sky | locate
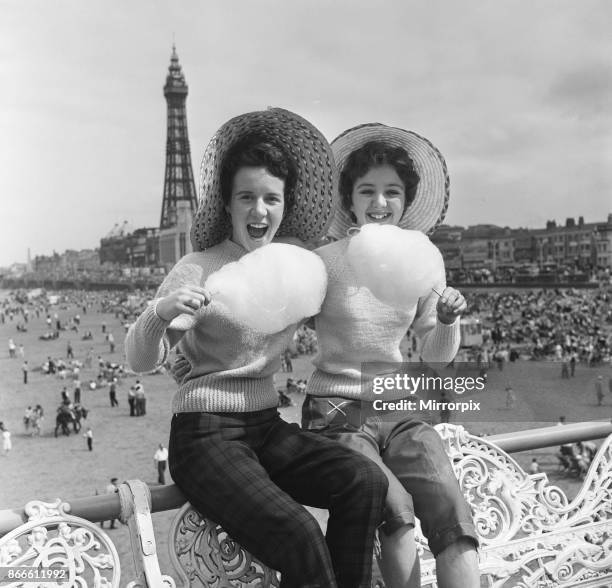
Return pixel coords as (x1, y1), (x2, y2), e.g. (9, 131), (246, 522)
(1, 0), (610, 267)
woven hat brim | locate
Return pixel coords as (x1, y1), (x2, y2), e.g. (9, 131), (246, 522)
(190, 108), (337, 251)
(327, 123), (450, 240)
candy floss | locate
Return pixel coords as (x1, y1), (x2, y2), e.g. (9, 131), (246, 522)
(346, 224), (445, 309)
(204, 243), (327, 334)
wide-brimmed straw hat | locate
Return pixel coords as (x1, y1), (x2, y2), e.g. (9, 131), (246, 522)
(191, 107), (337, 251)
(327, 123), (450, 239)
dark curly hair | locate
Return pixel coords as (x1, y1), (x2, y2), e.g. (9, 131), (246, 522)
(220, 139), (297, 211)
(339, 141), (420, 216)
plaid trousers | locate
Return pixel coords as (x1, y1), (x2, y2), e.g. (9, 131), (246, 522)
(169, 408), (387, 588)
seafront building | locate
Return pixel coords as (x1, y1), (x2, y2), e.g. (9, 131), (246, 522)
(431, 213), (612, 279)
(5, 213), (608, 288)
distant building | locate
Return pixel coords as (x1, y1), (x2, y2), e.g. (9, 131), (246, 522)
(594, 214), (612, 269)
(431, 214), (612, 272)
(511, 229), (535, 265)
(99, 222), (133, 266)
(31, 249), (101, 283)
(62, 249), (100, 273)
(460, 238), (490, 269)
(533, 216), (599, 270)
(128, 227), (160, 267)
(429, 225), (463, 269)
(33, 252), (62, 275)
(434, 224), (514, 270)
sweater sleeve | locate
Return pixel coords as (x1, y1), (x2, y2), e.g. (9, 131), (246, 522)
(124, 301), (175, 373)
(124, 255), (204, 373)
(411, 281), (461, 365)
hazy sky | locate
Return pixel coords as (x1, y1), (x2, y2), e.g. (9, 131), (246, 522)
(1, 0), (610, 266)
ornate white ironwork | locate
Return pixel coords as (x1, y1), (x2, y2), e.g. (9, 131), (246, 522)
(169, 503), (280, 587)
(121, 480), (176, 588)
(479, 520), (612, 587)
(0, 499), (120, 587)
(23, 498), (72, 520)
(414, 424), (612, 588)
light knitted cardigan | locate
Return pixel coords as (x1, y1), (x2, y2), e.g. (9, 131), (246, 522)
(307, 237), (460, 402)
(124, 239), (297, 413)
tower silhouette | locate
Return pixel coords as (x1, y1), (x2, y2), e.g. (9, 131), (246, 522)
(159, 45), (198, 230)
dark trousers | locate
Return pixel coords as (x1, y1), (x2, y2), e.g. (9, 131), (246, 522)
(110, 391), (118, 407)
(23, 372), (28, 384)
(134, 398), (146, 416)
(74, 389), (81, 404)
(169, 409), (386, 588)
(87, 437), (93, 451)
(128, 397), (135, 416)
(157, 460), (166, 484)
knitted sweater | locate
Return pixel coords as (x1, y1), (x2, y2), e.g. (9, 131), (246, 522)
(308, 237), (460, 401)
(124, 239), (297, 413)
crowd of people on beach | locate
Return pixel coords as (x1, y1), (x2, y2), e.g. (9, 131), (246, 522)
(1, 288), (151, 449)
(4, 282), (611, 372)
(461, 288), (612, 364)
(446, 265), (611, 286)
(3, 277), (611, 439)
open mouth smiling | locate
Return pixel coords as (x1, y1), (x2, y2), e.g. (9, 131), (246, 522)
(366, 211), (392, 222)
(247, 223), (269, 238)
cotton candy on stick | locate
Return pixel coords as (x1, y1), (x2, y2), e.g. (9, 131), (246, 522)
(346, 224), (445, 309)
(204, 243), (328, 334)
(166, 263), (205, 331)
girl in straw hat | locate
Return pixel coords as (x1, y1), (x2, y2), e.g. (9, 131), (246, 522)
(125, 109), (387, 588)
(302, 124), (479, 588)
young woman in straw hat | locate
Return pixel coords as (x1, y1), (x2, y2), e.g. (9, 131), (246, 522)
(302, 124), (479, 588)
(125, 109), (388, 588)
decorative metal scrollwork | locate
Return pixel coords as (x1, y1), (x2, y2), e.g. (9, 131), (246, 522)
(0, 499), (120, 587)
(169, 504), (280, 587)
(414, 424), (612, 588)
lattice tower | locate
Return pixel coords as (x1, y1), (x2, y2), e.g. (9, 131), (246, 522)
(159, 45), (198, 229)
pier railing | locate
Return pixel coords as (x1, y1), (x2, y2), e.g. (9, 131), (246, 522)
(2, 421), (612, 587)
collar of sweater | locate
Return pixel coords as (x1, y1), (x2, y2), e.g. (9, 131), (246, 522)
(218, 238), (248, 258)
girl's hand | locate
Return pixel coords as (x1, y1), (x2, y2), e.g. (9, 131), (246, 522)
(436, 287), (467, 325)
(155, 286), (211, 322)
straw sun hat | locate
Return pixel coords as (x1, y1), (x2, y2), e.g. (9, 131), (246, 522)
(190, 107), (337, 251)
(327, 123), (450, 239)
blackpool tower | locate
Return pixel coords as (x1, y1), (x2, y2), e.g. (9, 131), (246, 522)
(158, 45), (198, 264)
